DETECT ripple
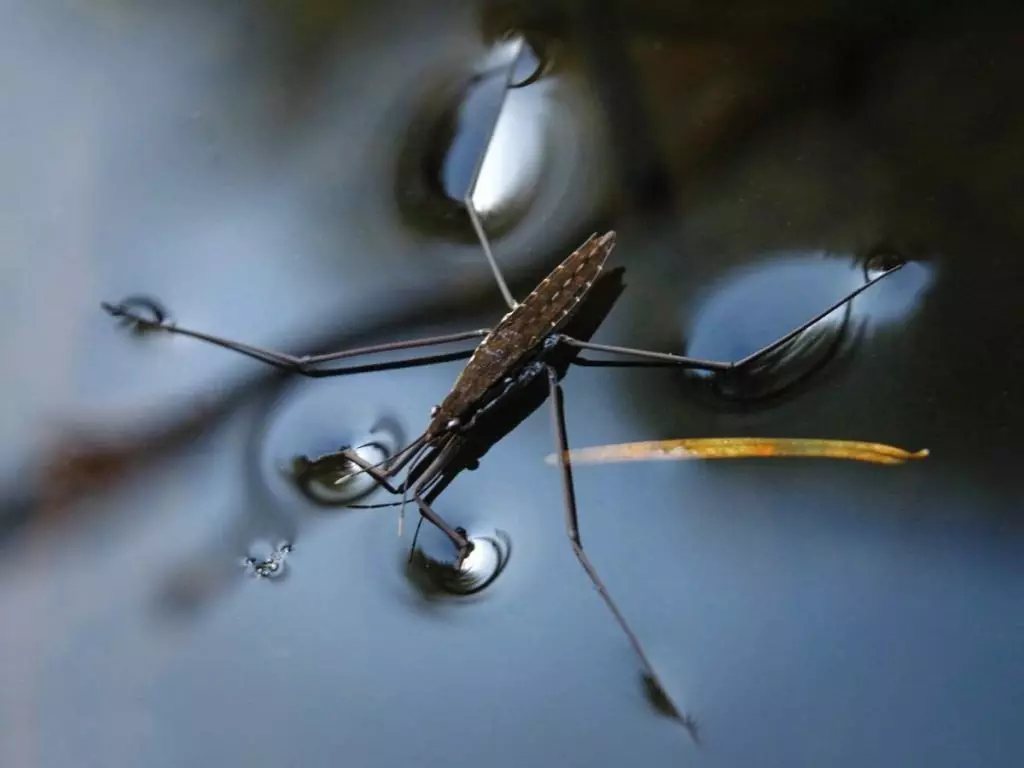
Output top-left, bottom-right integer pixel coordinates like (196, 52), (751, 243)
(253, 373), (417, 510)
(682, 254), (861, 402)
(405, 525), (512, 598)
(104, 295), (170, 335)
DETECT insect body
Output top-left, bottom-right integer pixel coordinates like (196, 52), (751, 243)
(428, 231), (612, 437)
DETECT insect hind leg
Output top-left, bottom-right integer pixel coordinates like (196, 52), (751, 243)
(543, 363), (699, 740)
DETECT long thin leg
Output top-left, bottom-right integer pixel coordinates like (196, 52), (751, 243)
(462, 37), (526, 311)
(342, 438), (435, 535)
(559, 264), (902, 372)
(336, 433), (432, 490)
(102, 300), (489, 376)
(466, 204), (516, 311)
(545, 365), (698, 740)
(408, 439), (473, 560)
(343, 434), (471, 561)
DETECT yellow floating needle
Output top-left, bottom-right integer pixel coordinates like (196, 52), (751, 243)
(545, 438), (929, 467)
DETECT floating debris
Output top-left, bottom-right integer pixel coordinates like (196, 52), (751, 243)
(547, 438), (929, 467)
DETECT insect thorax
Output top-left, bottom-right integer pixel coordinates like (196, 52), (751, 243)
(425, 231), (615, 439)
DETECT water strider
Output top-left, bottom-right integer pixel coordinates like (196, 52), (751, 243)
(99, 36), (922, 742)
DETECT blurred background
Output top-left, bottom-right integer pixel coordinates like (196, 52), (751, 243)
(1, 1), (1022, 766)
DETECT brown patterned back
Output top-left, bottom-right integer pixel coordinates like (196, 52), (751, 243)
(427, 231), (616, 435)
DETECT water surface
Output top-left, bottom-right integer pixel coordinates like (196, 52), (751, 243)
(2, 2), (1023, 767)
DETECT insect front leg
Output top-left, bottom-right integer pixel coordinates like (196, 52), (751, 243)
(101, 298), (490, 377)
(406, 439), (474, 564)
(334, 433), (433, 494)
(544, 364), (699, 740)
(558, 262), (904, 374)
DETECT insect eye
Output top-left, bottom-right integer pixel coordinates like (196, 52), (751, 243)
(430, 405), (440, 417)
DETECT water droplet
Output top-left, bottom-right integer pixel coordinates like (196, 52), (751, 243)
(243, 539), (292, 580)
(406, 527), (512, 597)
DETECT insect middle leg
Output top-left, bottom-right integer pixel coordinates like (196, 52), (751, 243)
(101, 299), (490, 377)
(557, 262), (903, 374)
(409, 445), (475, 563)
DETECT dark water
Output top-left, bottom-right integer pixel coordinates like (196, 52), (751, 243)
(2, 2), (1023, 766)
